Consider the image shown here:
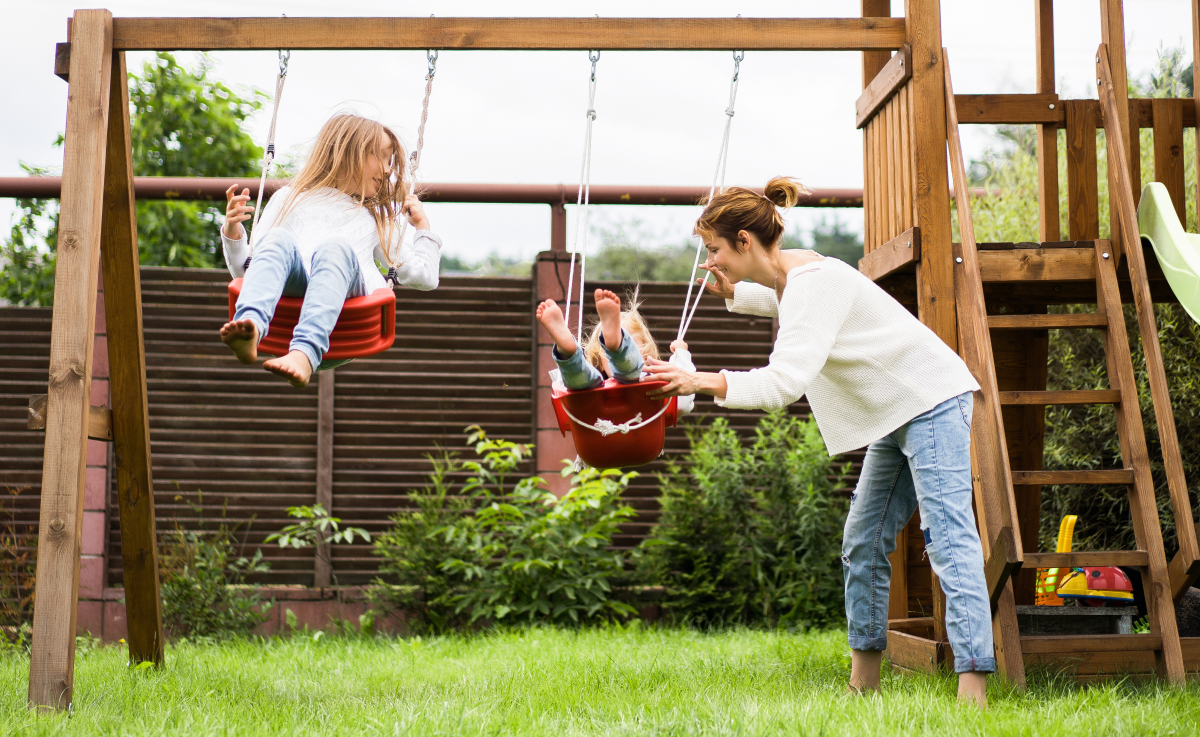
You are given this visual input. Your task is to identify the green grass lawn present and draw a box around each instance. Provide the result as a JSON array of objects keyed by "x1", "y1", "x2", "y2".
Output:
[{"x1": 2, "y1": 626, "x2": 1199, "y2": 735}]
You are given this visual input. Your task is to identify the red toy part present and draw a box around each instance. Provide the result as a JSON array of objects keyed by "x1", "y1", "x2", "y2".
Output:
[
  {"x1": 552, "y1": 379, "x2": 678, "y2": 469},
  {"x1": 227, "y1": 278, "x2": 396, "y2": 360},
  {"x1": 1057, "y1": 565, "x2": 1135, "y2": 607}
]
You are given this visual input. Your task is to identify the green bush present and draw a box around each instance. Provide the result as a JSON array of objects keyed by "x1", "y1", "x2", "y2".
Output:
[
  {"x1": 372, "y1": 427, "x2": 638, "y2": 630},
  {"x1": 640, "y1": 413, "x2": 848, "y2": 630}
]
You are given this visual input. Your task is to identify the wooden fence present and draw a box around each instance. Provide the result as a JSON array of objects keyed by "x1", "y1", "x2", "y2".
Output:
[{"x1": 0, "y1": 267, "x2": 860, "y2": 589}]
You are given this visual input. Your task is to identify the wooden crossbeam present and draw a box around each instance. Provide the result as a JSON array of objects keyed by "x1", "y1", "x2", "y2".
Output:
[
  {"x1": 977, "y1": 248, "x2": 1096, "y2": 282},
  {"x1": 27, "y1": 395, "x2": 111, "y2": 441},
  {"x1": 1024, "y1": 550, "x2": 1148, "y2": 568},
  {"x1": 987, "y1": 313, "x2": 1107, "y2": 330},
  {"x1": 858, "y1": 227, "x2": 920, "y2": 281},
  {"x1": 80, "y1": 16, "x2": 907, "y2": 51},
  {"x1": 856, "y1": 45, "x2": 911, "y2": 128},
  {"x1": 998, "y1": 390, "x2": 1121, "y2": 406},
  {"x1": 1021, "y1": 634, "x2": 1162, "y2": 654},
  {"x1": 985, "y1": 527, "x2": 1022, "y2": 609},
  {"x1": 1010, "y1": 469, "x2": 1134, "y2": 485}
]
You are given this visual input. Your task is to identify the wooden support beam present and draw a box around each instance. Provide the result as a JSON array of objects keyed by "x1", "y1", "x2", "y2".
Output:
[
  {"x1": 1021, "y1": 634, "x2": 1162, "y2": 654},
  {"x1": 953, "y1": 94, "x2": 1060, "y2": 125},
  {"x1": 1193, "y1": 0, "x2": 1200, "y2": 223},
  {"x1": 54, "y1": 43, "x2": 71, "y2": 82},
  {"x1": 1100, "y1": 0, "x2": 1134, "y2": 242},
  {"x1": 94, "y1": 16, "x2": 907, "y2": 51},
  {"x1": 100, "y1": 50, "x2": 164, "y2": 668},
  {"x1": 27, "y1": 395, "x2": 110, "y2": 441},
  {"x1": 998, "y1": 390, "x2": 1121, "y2": 406},
  {"x1": 314, "y1": 369, "x2": 335, "y2": 589},
  {"x1": 1152, "y1": 99, "x2": 1187, "y2": 225},
  {"x1": 859, "y1": 227, "x2": 920, "y2": 281},
  {"x1": 887, "y1": 617, "x2": 935, "y2": 635},
  {"x1": 1024, "y1": 550, "x2": 1148, "y2": 568},
  {"x1": 1010, "y1": 469, "x2": 1134, "y2": 485},
  {"x1": 1099, "y1": 46, "x2": 1200, "y2": 596},
  {"x1": 987, "y1": 313, "x2": 1107, "y2": 330},
  {"x1": 861, "y1": 0, "x2": 892, "y2": 87},
  {"x1": 1066, "y1": 101, "x2": 1100, "y2": 241},
  {"x1": 856, "y1": 45, "x2": 911, "y2": 128},
  {"x1": 985, "y1": 527, "x2": 1022, "y2": 610},
  {"x1": 1035, "y1": 0, "x2": 1059, "y2": 241},
  {"x1": 977, "y1": 248, "x2": 1096, "y2": 282},
  {"x1": 28, "y1": 9, "x2": 113, "y2": 712}
]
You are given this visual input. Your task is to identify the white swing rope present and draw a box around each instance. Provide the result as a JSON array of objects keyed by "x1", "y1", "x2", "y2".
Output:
[
  {"x1": 676, "y1": 50, "x2": 744, "y2": 343},
  {"x1": 244, "y1": 49, "x2": 290, "y2": 267},
  {"x1": 560, "y1": 401, "x2": 673, "y2": 437},
  {"x1": 389, "y1": 49, "x2": 438, "y2": 275},
  {"x1": 563, "y1": 50, "x2": 600, "y2": 345}
]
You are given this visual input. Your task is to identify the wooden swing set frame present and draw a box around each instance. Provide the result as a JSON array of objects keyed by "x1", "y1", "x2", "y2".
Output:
[{"x1": 28, "y1": 1, "x2": 1197, "y2": 710}]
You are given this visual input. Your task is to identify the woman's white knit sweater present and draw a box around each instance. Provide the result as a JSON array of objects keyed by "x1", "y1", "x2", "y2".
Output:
[{"x1": 716, "y1": 258, "x2": 979, "y2": 456}]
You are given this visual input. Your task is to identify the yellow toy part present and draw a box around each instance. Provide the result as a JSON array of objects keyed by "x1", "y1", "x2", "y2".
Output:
[
  {"x1": 1057, "y1": 566, "x2": 1135, "y2": 604},
  {"x1": 1035, "y1": 515, "x2": 1078, "y2": 606}
]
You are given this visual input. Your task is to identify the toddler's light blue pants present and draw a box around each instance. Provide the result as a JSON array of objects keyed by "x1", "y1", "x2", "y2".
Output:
[{"x1": 552, "y1": 329, "x2": 644, "y2": 389}]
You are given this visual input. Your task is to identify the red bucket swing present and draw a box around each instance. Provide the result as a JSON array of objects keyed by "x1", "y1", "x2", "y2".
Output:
[{"x1": 225, "y1": 48, "x2": 439, "y2": 362}]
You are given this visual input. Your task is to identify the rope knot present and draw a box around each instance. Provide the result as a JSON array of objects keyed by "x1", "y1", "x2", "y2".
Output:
[
  {"x1": 725, "y1": 108, "x2": 735, "y2": 117},
  {"x1": 592, "y1": 413, "x2": 645, "y2": 437},
  {"x1": 587, "y1": 109, "x2": 597, "y2": 120}
]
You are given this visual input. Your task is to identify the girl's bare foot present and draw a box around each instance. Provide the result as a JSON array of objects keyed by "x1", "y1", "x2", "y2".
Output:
[
  {"x1": 594, "y1": 289, "x2": 622, "y2": 350},
  {"x1": 848, "y1": 649, "x2": 882, "y2": 694},
  {"x1": 957, "y1": 672, "x2": 988, "y2": 710},
  {"x1": 220, "y1": 318, "x2": 259, "y2": 364},
  {"x1": 536, "y1": 299, "x2": 578, "y2": 357},
  {"x1": 263, "y1": 350, "x2": 313, "y2": 388}
]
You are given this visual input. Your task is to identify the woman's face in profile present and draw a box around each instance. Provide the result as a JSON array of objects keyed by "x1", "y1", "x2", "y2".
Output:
[{"x1": 703, "y1": 234, "x2": 750, "y2": 282}]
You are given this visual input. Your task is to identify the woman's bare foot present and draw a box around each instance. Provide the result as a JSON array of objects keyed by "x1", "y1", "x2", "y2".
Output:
[
  {"x1": 263, "y1": 350, "x2": 313, "y2": 388},
  {"x1": 536, "y1": 299, "x2": 578, "y2": 357},
  {"x1": 957, "y1": 672, "x2": 988, "y2": 709},
  {"x1": 220, "y1": 318, "x2": 259, "y2": 364},
  {"x1": 594, "y1": 289, "x2": 622, "y2": 350}
]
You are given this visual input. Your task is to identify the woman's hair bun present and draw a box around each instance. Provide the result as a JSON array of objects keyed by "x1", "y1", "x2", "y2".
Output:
[{"x1": 763, "y1": 176, "x2": 812, "y2": 209}]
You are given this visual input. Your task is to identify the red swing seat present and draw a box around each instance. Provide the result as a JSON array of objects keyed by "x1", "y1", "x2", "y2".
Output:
[
  {"x1": 227, "y1": 278, "x2": 397, "y2": 360},
  {"x1": 551, "y1": 378, "x2": 678, "y2": 469}
]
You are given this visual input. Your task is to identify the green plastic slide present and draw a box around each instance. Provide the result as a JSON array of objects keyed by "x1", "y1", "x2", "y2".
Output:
[{"x1": 1139, "y1": 182, "x2": 1200, "y2": 323}]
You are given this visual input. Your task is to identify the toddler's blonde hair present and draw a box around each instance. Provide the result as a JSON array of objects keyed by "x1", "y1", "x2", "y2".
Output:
[{"x1": 583, "y1": 291, "x2": 660, "y2": 373}]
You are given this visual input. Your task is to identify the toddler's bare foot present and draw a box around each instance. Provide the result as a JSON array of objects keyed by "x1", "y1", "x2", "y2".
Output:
[
  {"x1": 594, "y1": 289, "x2": 622, "y2": 350},
  {"x1": 957, "y1": 672, "x2": 988, "y2": 710},
  {"x1": 263, "y1": 350, "x2": 313, "y2": 388},
  {"x1": 220, "y1": 318, "x2": 259, "y2": 364},
  {"x1": 536, "y1": 299, "x2": 578, "y2": 357}
]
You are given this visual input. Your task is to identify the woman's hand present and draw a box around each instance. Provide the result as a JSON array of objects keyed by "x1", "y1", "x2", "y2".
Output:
[
  {"x1": 403, "y1": 194, "x2": 431, "y2": 231},
  {"x1": 223, "y1": 184, "x2": 253, "y2": 240},
  {"x1": 698, "y1": 263, "x2": 736, "y2": 300},
  {"x1": 643, "y1": 358, "x2": 725, "y2": 399}
]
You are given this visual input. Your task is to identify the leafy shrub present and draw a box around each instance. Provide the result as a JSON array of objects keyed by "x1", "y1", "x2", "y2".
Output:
[
  {"x1": 159, "y1": 499, "x2": 272, "y2": 640},
  {"x1": 0, "y1": 487, "x2": 36, "y2": 632},
  {"x1": 372, "y1": 427, "x2": 638, "y2": 629},
  {"x1": 640, "y1": 412, "x2": 848, "y2": 630}
]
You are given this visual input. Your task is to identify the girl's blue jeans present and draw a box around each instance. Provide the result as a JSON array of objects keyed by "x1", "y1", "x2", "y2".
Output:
[
  {"x1": 842, "y1": 391, "x2": 995, "y2": 674},
  {"x1": 233, "y1": 229, "x2": 363, "y2": 373},
  {"x1": 552, "y1": 329, "x2": 643, "y2": 389}
]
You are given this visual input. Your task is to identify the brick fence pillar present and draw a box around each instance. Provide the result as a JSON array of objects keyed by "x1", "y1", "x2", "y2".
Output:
[
  {"x1": 532, "y1": 250, "x2": 579, "y2": 497},
  {"x1": 78, "y1": 271, "x2": 109, "y2": 636}
]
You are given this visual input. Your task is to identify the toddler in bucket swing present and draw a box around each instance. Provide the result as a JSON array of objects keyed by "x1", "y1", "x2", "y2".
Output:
[
  {"x1": 218, "y1": 114, "x2": 442, "y2": 387},
  {"x1": 536, "y1": 288, "x2": 697, "y2": 423}
]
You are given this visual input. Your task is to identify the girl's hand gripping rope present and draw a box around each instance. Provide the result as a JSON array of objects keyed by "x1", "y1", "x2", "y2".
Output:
[{"x1": 402, "y1": 194, "x2": 431, "y2": 231}]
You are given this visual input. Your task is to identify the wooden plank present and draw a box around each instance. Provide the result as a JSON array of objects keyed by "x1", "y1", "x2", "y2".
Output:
[
  {"x1": 1010, "y1": 469, "x2": 1133, "y2": 485},
  {"x1": 1152, "y1": 99, "x2": 1187, "y2": 225},
  {"x1": 54, "y1": 43, "x2": 70, "y2": 82},
  {"x1": 887, "y1": 524, "x2": 909, "y2": 619},
  {"x1": 985, "y1": 527, "x2": 1022, "y2": 609},
  {"x1": 1099, "y1": 47, "x2": 1200, "y2": 597},
  {"x1": 1100, "y1": 2, "x2": 1133, "y2": 253},
  {"x1": 314, "y1": 369, "x2": 335, "y2": 589},
  {"x1": 1066, "y1": 101, "x2": 1100, "y2": 241},
  {"x1": 1024, "y1": 550, "x2": 1148, "y2": 568},
  {"x1": 1130, "y1": 98, "x2": 1197, "y2": 130},
  {"x1": 856, "y1": 44, "x2": 911, "y2": 128},
  {"x1": 884, "y1": 630, "x2": 941, "y2": 673},
  {"x1": 28, "y1": 9, "x2": 113, "y2": 712},
  {"x1": 887, "y1": 617, "x2": 934, "y2": 635},
  {"x1": 1022, "y1": 634, "x2": 1162, "y2": 655},
  {"x1": 859, "y1": 227, "x2": 920, "y2": 281},
  {"x1": 998, "y1": 390, "x2": 1121, "y2": 406},
  {"x1": 1094, "y1": 237, "x2": 1187, "y2": 685},
  {"x1": 988, "y1": 313, "x2": 1107, "y2": 330},
  {"x1": 26, "y1": 394, "x2": 110, "y2": 440},
  {"x1": 943, "y1": 50, "x2": 1024, "y2": 687},
  {"x1": 906, "y1": 0, "x2": 958, "y2": 350},
  {"x1": 899, "y1": 85, "x2": 913, "y2": 231},
  {"x1": 953, "y1": 94, "x2": 1061, "y2": 124},
  {"x1": 1194, "y1": 0, "x2": 1200, "y2": 223},
  {"x1": 1035, "y1": 0, "x2": 1059, "y2": 241},
  {"x1": 101, "y1": 17, "x2": 908, "y2": 51},
  {"x1": 977, "y1": 248, "x2": 1096, "y2": 282},
  {"x1": 861, "y1": 0, "x2": 892, "y2": 88}
]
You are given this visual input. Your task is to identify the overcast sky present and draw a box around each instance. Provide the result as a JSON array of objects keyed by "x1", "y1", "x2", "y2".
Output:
[{"x1": 1, "y1": 1, "x2": 1193, "y2": 262}]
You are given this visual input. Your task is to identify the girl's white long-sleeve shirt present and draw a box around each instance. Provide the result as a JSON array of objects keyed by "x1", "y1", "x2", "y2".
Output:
[
  {"x1": 716, "y1": 258, "x2": 979, "y2": 456},
  {"x1": 220, "y1": 186, "x2": 441, "y2": 293}
]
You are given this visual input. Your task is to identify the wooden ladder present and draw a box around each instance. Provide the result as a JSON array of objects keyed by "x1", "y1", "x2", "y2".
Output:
[{"x1": 943, "y1": 48, "x2": 1195, "y2": 686}]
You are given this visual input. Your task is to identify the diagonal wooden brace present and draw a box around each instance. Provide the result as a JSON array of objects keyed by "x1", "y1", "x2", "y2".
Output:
[{"x1": 985, "y1": 527, "x2": 1022, "y2": 611}]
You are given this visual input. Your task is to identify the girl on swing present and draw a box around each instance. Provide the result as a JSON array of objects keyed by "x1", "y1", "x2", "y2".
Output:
[{"x1": 218, "y1": 113, "x2": 442, "y2": 387}]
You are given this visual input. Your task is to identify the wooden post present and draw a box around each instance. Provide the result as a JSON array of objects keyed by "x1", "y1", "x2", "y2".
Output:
[
  {"x1": 550, "y1": 199, "x2": 567, "y2": 252},
  {"x1": 314, "y1": 370, "x2": 335, "y2": 588},
  {"x1": 28, "y1": 9, "x2": 113, "y2": 711},
  {"x1": 99, "y1": 49, "x2": 164, "y2": 667},
  {"x1": 1099, "y1": 0, "x2": 1133, "y2": 251},
  {"x1": 1192, "y1": 0, "x2": 1200, "y2": 223},
  {"x1": 1034, "y1": 0, "x2": 1060, "y2": 241},
  {"x1": 1152, "y1": 99, "x2": 1186, "y2": 224},
  {"x1": 861, "y1": 0, "x2": 891, "y2": 87}
]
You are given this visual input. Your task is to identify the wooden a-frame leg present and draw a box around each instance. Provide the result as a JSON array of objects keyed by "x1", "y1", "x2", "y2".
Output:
[
  {"x1": 101, "y1": 50, "x2": 164, "y2": 666},
  {"x1": 28, "y1": 9, "x2": 114, "y2": 711}
]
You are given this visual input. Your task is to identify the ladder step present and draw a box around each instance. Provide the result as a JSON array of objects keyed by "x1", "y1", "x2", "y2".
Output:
[
  {"x1": 999, "y1": 390, "x2": 1122, "y2": 405},
  {"x1": 1011, "y1": 469, "x2": 1134, "y2": 485},
  {"x1": 987, "y1": 313, "x2": 1108, "y2": 330},
  {"x1": 1023, "y1": 550, "x2": 1148, "y2": 568},
  {"x1": 1021, "y1": 634, "x2": 1161, "y2": 655}
]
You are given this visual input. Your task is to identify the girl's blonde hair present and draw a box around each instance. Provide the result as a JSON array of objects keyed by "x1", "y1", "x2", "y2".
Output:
[
  {"x1": 694, "y1": 176, "x2": 811, "y2": 251},
  {"x1": 277, "y1": 114, "x2": 409, "y2": 265},
  {"x1": 583, "y1": 292, "x2": 660, "y2": 373}
]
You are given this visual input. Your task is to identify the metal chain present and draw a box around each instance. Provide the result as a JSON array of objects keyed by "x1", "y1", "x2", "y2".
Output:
[
  {"x1": 677, "y1": 50, "x2": 743, "y2": 342},
  {"x1": 564, "y1": 50, "x2": 600, "y2": 344},
  {"x1": 245, "y1": 48, "x2": 290, "y2": 265}
]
